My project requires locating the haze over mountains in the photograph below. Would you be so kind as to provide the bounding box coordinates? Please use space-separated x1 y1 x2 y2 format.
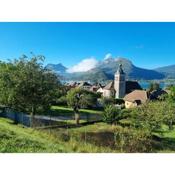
46 58 175 82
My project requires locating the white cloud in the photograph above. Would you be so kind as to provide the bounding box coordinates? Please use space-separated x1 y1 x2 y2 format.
104 53 112 60
67 57 98 73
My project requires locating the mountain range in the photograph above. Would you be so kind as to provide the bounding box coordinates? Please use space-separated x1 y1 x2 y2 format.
154 64 175 79
45 58 175 82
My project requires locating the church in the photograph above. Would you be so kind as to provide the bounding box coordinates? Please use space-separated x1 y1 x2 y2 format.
99 64 142 99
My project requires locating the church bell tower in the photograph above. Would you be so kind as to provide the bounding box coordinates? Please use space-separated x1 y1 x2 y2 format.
114 64 126 98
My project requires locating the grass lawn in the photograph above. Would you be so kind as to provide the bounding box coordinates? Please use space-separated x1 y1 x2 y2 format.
39 106 103 122
50 106 103 116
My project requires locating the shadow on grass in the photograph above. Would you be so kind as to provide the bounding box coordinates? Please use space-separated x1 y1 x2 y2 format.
35 118 103 129
80 131 115 148
152 135 175 152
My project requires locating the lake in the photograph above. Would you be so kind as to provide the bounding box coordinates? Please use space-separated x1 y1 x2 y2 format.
139 81 175 90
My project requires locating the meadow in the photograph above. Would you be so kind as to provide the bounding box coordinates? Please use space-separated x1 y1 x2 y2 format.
1 116 175 153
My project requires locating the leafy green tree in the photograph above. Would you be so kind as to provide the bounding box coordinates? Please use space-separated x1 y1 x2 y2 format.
148 82 160 92
80 91 98 109
132 101 165 132
0 54 60 126
66 88 84 125
67 88 98 124
166 84 175 90
103 105 121 124
56 95 68 106
162 102 175 130
100 97 115 107
162 89 175 130
168 86 175 102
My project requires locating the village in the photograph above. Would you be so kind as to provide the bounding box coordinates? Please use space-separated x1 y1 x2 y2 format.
64 64 168 109
0 55 174 153
1 3 175 175
0 21 175 153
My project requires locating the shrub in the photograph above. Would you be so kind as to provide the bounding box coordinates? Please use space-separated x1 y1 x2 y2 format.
100 97 115 107
103 105 121 124
56 96 67 106
114 127 152 153
148 82 160 92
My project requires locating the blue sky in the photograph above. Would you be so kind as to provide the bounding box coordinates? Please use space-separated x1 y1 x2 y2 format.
0 22 175 70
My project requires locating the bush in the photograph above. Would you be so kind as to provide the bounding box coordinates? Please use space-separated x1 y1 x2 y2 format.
148 82 160 92
100 97 115 107
56 96 67 106
103 105 121 124
114 127 152 153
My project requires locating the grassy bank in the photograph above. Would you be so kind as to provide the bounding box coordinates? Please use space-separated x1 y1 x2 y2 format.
0 117 114 153
1 117 175 153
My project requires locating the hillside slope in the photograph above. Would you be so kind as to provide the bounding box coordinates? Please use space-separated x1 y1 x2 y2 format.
0 118 65 152
94 58 165 80
0 118 113 153
154 64 175 78
45 63 67 74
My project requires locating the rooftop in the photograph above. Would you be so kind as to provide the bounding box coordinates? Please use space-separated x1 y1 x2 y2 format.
124 90 148 103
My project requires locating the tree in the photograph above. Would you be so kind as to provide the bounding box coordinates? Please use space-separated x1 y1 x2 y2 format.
162 101 175 130
66 88 84 125
0 54 60 126
66 88 98 124
132 101 165 132
168 86 175 102
80 91 98 108
148 82 160 92
100 97 115 107
103 105 121 125
162 87 175 129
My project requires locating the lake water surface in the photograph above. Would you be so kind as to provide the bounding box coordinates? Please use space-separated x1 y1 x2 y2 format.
139 81 175 90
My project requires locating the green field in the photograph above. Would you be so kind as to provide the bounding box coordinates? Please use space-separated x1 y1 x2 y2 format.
50 106 103 115
0 117 114 153
1 117 175 153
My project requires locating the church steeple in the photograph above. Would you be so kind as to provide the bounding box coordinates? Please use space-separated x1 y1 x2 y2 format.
114 64 126 98
116 64 124 74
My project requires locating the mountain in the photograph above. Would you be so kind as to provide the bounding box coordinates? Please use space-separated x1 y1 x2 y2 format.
65 68 109 82
75 58 165 81
46 58 166 82
95 58 165 80
45 63 67 74
154 65 175 78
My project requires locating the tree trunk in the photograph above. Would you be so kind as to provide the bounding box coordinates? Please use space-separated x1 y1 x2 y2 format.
75 112 80 125
30 106 36 127
112 122 116 128
169 120 173 130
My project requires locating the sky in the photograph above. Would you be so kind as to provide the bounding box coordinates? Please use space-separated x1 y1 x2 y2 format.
0 22 175 72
